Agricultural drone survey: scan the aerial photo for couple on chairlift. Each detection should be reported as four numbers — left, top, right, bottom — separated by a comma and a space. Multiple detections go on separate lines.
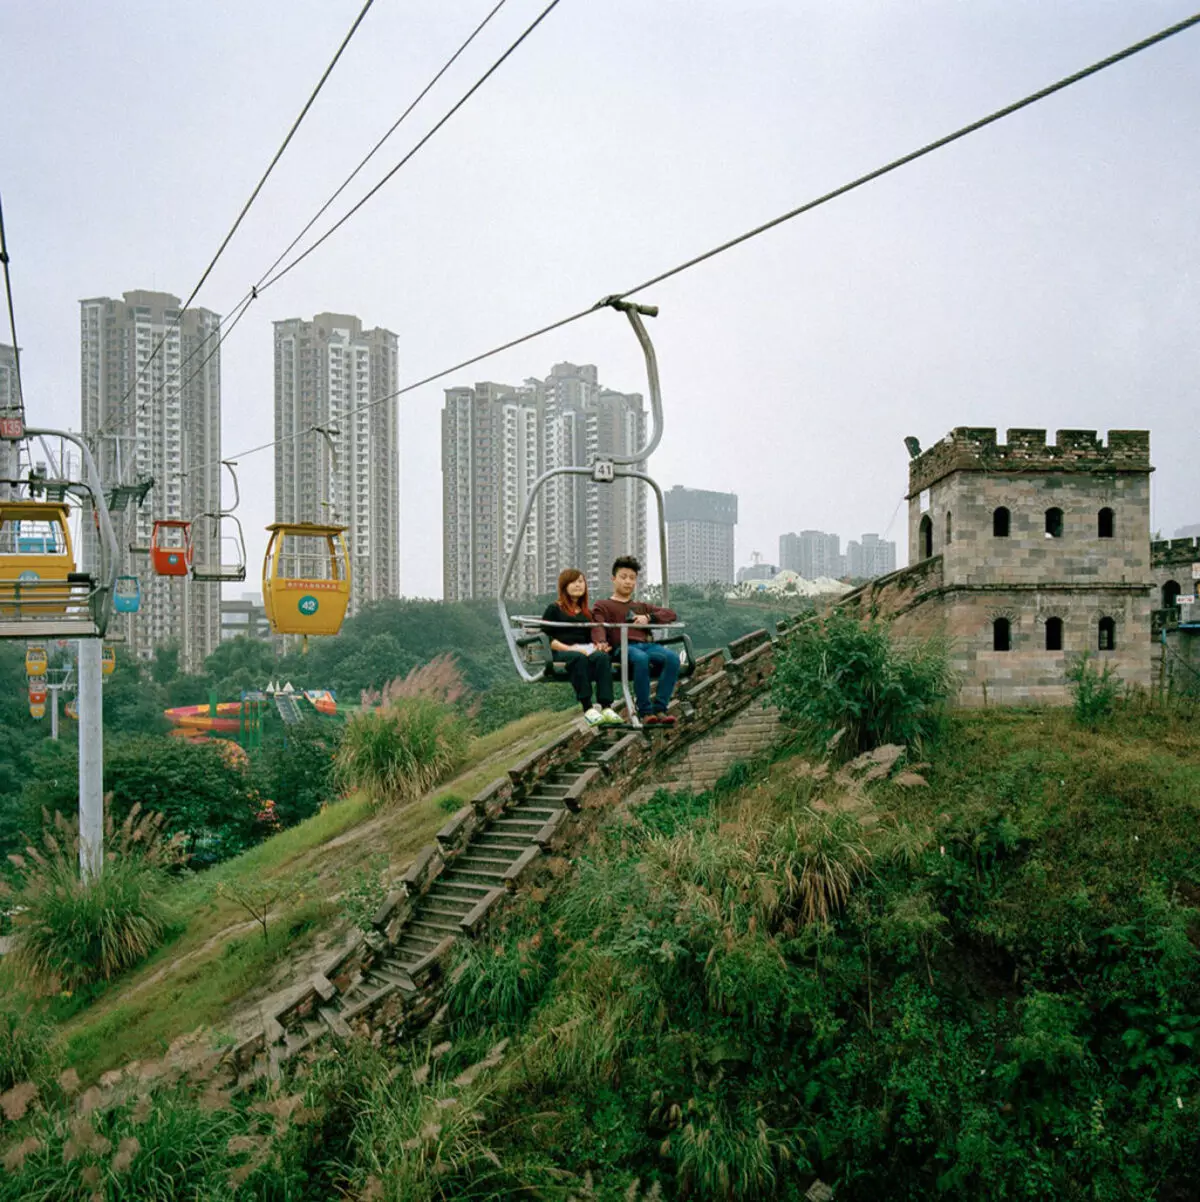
541, 556, 679, 727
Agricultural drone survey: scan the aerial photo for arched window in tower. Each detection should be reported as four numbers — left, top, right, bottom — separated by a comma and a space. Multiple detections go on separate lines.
1045, 507, 1064, 539
919, 514, 933, 560
945, 511, 952, 545
993, 617, 1011, 652
1163, 580, 1182, 610
1098, 507, 1115, 539
1098, 616, 1116, 651
1045, 616, 1063, 652
993, 506, 1010, 538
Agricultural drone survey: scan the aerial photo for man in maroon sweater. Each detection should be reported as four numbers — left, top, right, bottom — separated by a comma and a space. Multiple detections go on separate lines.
591, 555, 679, 724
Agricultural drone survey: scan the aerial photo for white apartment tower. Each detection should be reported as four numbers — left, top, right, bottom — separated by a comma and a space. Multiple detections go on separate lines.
442, 382, 540, 602
79, 291, 222, 670
441, 362, 647, 601
273, 314, 400, 614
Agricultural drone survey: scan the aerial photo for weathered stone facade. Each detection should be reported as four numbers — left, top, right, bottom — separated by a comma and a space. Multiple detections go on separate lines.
1150, 536, 1200, 692
844, 428, 1154, 706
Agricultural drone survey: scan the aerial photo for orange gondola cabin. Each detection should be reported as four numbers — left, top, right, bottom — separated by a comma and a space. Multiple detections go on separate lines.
151, 520, 192, 577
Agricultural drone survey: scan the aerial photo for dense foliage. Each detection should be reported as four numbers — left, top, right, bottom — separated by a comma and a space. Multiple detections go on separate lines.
2, 808, 181, 992
4, 694, 1200, 1196
772, 610, 953, 756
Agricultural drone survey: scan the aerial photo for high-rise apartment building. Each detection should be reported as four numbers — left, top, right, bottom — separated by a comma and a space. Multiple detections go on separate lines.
80, 290, 222, 670
846, 533, 897, 579
442, 362, 647, 601
537, 363, 646, 591
664, 485, 737, 587
442, 381, 540, 603
779, 529, 844, 580
274, 313, 400, 615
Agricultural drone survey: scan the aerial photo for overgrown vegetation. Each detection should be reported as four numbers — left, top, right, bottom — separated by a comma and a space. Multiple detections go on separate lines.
1064, 650, 1123, 727
2, 807, 182, 992
771, 609, 953, 756
5, 698, 1200, 1198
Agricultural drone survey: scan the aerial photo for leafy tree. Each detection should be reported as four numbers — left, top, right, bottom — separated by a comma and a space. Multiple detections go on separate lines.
256, 720, 341, 827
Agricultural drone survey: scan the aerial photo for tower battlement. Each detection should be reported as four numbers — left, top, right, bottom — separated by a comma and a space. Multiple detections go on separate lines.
908, 428, 1151, 496
1151, 536, 1200, 567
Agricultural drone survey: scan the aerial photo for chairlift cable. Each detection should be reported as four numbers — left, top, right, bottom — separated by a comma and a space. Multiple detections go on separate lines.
107, 0, 516, 439
256, 0, 563, 293
184, 7, 1200, 478
0, 191, 25, 415
94, 0, 379, 441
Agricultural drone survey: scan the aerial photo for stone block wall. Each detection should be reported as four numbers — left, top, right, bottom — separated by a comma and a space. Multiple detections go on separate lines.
659, 698, 784, 791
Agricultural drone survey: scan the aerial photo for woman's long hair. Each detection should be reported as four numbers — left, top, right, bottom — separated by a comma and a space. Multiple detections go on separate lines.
556, 568, 591, 618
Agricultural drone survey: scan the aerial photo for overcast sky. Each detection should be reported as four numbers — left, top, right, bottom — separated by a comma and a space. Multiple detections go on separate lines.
3, 0, 1198, 597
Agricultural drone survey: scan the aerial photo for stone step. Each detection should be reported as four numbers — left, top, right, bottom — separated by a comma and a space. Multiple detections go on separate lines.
474, 835, 533, 852
456, 847, 523, 867
409, 918, 461, 940
427, 880, 491, 901
512, 801, 562, 816
490, 817, 544, 833
284, 1017, 324, 1053
392, 937, 443, 964
370, 959, 416, 988
394, 928, 441, 951
441, 867, 508, 886
319, 1006, 352, 1041
420, 902, 473, 920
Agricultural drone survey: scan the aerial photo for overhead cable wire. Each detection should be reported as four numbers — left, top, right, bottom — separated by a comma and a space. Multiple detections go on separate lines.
192, 7, 1200, 476
0, 191, 25, 414
154, 0, 515, 418
255, 0, 564, 293
96, 0, 378, 441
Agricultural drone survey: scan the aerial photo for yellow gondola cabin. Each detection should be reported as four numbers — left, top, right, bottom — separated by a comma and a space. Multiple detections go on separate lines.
262, 522, 350, 641
25, 644, 48, 675
0, 502, 75, 619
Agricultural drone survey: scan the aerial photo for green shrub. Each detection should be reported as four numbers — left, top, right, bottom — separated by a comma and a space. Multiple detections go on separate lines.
2, 807, 180, 991
771, 610, 952, 756
1064, 651, 1122, 727
337, 697, 469, 806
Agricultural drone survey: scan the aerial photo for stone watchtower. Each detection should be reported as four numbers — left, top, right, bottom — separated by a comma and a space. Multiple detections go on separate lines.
844, 427, 1153, 706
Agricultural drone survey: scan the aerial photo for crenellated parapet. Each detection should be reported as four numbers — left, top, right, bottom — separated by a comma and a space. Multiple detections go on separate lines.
908, 428, 1151, 497
1152, 537, 1200, 568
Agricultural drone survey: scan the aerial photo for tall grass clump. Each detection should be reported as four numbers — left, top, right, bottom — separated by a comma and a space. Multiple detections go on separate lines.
1065, 650, 1122, 727
337, 696, 469, 806
1, 806, 181, 992
0, 994, 58, 1092
772, 610, 953, 756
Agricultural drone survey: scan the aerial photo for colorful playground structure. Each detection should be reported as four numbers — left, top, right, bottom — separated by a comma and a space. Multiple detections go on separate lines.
164, 687, 338, 747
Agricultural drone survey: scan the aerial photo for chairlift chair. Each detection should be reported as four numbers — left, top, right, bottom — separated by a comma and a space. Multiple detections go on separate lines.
150, 520, 192, 576
190, 462, 248, 583
497, 298, 693, 724
262, 522, 351, 645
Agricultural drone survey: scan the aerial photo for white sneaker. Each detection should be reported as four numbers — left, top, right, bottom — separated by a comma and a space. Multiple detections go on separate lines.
599, 707, 623, 725
583, 706, 604, 726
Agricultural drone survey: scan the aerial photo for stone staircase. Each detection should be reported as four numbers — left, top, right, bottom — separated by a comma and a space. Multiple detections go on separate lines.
234, 728, 630, 1086
228, 625, 788, 1089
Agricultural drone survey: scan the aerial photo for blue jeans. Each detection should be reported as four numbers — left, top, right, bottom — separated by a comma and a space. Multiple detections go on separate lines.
624, 643, 680, 715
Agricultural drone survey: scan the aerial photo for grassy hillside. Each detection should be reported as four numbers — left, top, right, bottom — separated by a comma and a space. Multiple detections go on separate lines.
0, 709, 574, 1088
6, 699, 1199, 1200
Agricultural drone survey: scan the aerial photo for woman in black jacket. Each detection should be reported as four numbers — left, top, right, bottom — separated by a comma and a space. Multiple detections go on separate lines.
541, 569, 622, 725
